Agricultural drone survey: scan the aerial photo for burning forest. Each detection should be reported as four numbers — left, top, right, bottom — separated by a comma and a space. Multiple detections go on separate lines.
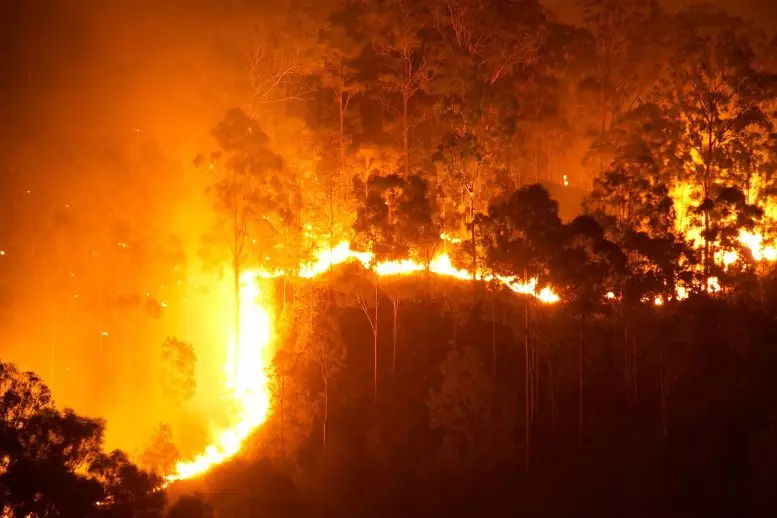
3, 0, 777, 516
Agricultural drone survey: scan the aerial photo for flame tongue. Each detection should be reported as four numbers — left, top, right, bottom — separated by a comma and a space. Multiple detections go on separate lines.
166, 272, 273, 483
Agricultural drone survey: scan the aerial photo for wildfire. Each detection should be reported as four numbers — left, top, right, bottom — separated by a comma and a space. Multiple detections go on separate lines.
166, 214, 767, 483
165, 272, 274, 483
671, 181, 777, 268
165, 239, 558, 483
296, 241, 560, 303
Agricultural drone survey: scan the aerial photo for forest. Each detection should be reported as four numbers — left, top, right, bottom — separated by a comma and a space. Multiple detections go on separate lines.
3, 0, 777, 516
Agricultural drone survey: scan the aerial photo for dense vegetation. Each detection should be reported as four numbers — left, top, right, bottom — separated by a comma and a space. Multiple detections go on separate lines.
5, 0, 777, 516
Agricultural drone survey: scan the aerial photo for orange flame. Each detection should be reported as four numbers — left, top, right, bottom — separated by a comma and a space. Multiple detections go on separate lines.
166, 271, 274, 483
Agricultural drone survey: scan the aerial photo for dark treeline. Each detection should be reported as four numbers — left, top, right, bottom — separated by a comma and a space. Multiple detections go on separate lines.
220, 182, 777, 518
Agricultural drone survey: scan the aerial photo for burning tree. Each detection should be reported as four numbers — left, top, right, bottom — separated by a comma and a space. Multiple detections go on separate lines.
199, 108, 297, 376
159, 337, 196, 408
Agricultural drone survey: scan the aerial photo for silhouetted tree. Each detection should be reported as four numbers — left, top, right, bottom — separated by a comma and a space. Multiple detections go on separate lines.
166, 493, 213, 518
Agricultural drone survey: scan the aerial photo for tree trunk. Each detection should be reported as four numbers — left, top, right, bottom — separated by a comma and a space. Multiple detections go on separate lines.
392, 295, 400, 376
579, 311, 585, 444
703, 129, 713, 282
624, 313, 631, 411
452, 296, 459, 348
469, 191, 476, 276
233, 255, 241, 383
322, 377, 328, 452
373, 272, 379, 404
524, 295, 531, 472
403, 92, 409, 179
659, 325, 668, 439
543, 350, 556, 429
492, 289, 497, 379
282, 228, 288, 314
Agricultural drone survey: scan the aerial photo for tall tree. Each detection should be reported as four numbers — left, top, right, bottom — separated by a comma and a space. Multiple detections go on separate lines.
159, 337, 196, 409
166, 493, 213, 518
662, 8, 774, 278
141, 423, 180, 478
581, 0, 663, 136
482, 184, 563, 465
552, 216, 626, 442
198, 108, 294, 380
367, 0, 439, 178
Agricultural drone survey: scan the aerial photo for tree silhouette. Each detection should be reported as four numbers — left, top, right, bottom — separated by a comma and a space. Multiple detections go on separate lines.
198, 108, 294, 380
141, 423, 180, 478
159, 337, 196, 408
0, 361, 164, 517
166, 493, 213, 518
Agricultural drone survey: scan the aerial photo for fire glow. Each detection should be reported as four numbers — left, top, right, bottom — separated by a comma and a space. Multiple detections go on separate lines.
166, 272, 274, 483
166, 241, 559, 483
165, 214, 769, 481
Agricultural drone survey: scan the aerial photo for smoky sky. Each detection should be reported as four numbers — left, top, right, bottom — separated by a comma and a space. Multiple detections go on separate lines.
1, 0, 776, 157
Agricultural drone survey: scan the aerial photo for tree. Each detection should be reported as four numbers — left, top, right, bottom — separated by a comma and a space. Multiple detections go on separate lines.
581, 0, 664, 136
353, 172, 438, 390
482, 184, 563, 466
307, 302, 347, 452
89, 450, 165, 518
319, 18, 367, 245
244, 0, 333, 106
141, 423, 180, 478
428, 345, 516, 468
552, 215, 626, 442
256, 349, 315, 461
433, 129, 489, 273
587, 102, 683, 239
198, 108, 295, 380
159, 337, 196, 408
366, 0, 440, 178
0, 361, 164, 517
166, 493, 213, 518
437, 0, 544, 84
662, 8, 775, 278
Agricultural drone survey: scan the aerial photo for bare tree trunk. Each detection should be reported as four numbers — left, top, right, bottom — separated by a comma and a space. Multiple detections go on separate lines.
492, 289, 497, 379
452, 296, 459, 348
333, 81, 344, 262
543, 350, 556, 429
469, 192, 477, 276
283, 228, 288, 314
374, 274, 379, 404
624, 313, 631, 412
322, 377, 328, 452
659, 329, 668, 439
524, 295, 531, 472
632, 320, 637, 402
233, 255, 241, 382
579, 311, 585, 445
403, 92, 409, 178
392, 295, 400, 376
703, 131, 713, 282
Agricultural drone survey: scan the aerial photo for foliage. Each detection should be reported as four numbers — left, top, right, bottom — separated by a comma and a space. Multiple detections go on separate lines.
165, 493, 213, 518
141, 423, 180, 478
159, 338, 197, 407
0, 361, 164, 517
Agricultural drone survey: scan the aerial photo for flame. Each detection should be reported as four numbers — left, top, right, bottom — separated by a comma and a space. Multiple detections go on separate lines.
164, 239, 564, 483
166, 271, 274, 483
170, 215, 770, 482
164, 211, 771, 484
672, 180, 777, 268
